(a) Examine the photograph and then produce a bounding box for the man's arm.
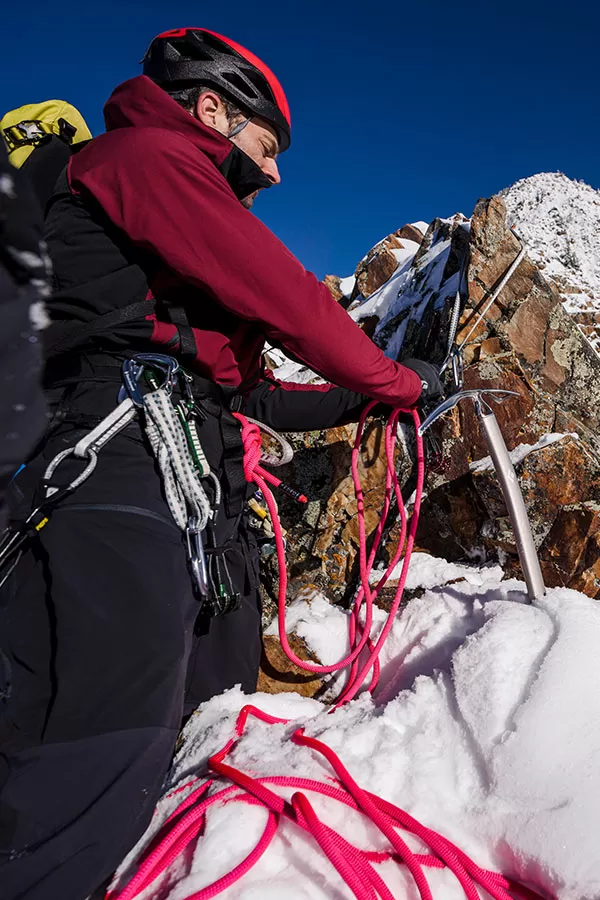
[242,371,370,432]
[68,128,423,408]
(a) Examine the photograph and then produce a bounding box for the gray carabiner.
[185,517,209,596]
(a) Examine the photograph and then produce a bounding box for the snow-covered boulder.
[112,574,600,900]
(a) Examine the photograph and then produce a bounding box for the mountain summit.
[501,171,600,350]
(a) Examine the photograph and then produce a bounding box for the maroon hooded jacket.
[44,76,422,411]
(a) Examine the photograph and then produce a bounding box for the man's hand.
[400,359,444,404]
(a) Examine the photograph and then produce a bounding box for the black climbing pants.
[0,379,262,900]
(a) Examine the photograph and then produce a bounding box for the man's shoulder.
[73,126,216,175]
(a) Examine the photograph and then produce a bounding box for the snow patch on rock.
[469,431,579,473]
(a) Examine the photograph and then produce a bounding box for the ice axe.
[419,389,546,602]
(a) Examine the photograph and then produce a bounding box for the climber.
[0,27,442,900]
[1,100,92,209]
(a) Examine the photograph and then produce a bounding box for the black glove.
[401,358,444,403]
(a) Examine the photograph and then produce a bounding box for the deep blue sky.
[2,0,598,278]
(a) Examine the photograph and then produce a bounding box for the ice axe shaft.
[420,389,545,602]
[475,405,545,601]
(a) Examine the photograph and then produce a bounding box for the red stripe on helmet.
[156,28,189,39]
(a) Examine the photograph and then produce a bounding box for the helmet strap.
[227,118,251,140]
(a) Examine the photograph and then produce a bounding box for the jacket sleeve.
[243,371,372,432]
[68,128,423,408]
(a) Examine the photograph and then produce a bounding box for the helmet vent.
[201,31,236,55]
[223,71,258,100]
[243,67,274,103]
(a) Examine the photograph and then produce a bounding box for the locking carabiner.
[120,354,180,407]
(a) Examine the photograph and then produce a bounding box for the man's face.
[229,118,281,209]
[195,92,281,209]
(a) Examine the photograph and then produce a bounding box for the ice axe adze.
[419,389,546,602]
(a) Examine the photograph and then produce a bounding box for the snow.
[502,172,600,350]
[350,228,457,362]
[112,557,600,900]
[370,551,504,591]
[469,431,579,473]
[339,274,356,296]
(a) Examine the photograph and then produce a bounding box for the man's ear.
[195,91,225,130]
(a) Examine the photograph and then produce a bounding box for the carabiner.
[120,354,180,407]
[185,516,209,596]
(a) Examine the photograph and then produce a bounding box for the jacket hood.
[103,75,271,200]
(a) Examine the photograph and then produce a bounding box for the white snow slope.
[501,172,600,348]
[112,562,600,900]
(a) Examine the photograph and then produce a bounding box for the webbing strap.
[73,399,137,458]
[44,300,157,357]
[166,306,198,367]
[198,391,247,518]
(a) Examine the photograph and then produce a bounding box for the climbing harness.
[0,353,238,612]
[107,703,549,900]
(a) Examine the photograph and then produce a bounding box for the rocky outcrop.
[349,225,425,301]
[258,194,600,645]
[258,631,324,698]
[501,172,600,353]
[420,196,600,597]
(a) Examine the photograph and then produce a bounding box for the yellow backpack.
[1,100,92,169]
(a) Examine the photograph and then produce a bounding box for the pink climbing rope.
[108,705,550,900]
[233,402,425,707]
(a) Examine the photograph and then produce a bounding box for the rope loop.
[109,705,548,900]
[233,405,424,705]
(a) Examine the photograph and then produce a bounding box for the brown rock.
[539,504,600,594]
[257,631,325,697]
[396,223,425,244]
[323,274,344,301]
[570,532,600,597]
[355,246,399,298]
[519,438,600,529]
[503,293,551,365]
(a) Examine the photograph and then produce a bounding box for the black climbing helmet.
[142,27,291,152]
